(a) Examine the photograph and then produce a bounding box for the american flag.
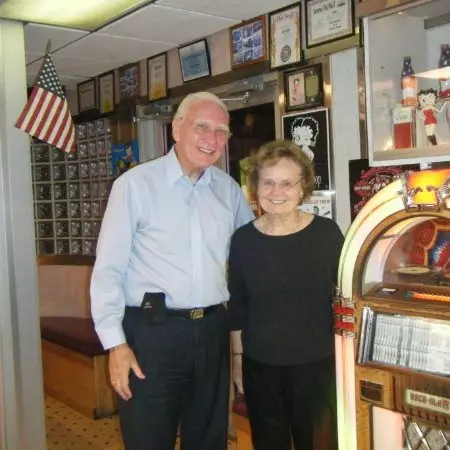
[15,54,76,153]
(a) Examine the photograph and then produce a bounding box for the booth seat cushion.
[40,317,106,357]
[233,393,249,417]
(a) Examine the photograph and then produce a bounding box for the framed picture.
[98,71,115,114]
[284,63,323,111]
[147,53,168,101]
[348,159,419,222]
[306,0,355,48]
[269,3,302,70]
[230,15,267,69]
[119,62,140,100]
[178,39,211,83]
[300,191,334,219]
[77,79,96,113]
[282,108,330,191]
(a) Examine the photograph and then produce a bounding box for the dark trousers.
[243,355,337,450]
[119,306,230,450]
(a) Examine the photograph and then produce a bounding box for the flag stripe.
[42,97,64,143]
[28,90,52,136]
[33,93,58,138]
[47,99,68,144]
[15,86,40,129]
[39,95,62,142]
[16,87,46,132]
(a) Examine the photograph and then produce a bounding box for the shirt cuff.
[95,324,127,351]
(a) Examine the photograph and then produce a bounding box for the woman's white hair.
[174,91,229,120]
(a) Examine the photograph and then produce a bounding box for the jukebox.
[335,169,450,450]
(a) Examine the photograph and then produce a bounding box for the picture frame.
[284,63,323,112]
[98,71,115,114]
[300,191,334,220]
[229,15,267,69]
[77,79,97,113]
[306,0,355,48]
[282,108,331,191]
[118,62,140,100]
[178,39,211,83]
[269,2,302,70]
[147,53,168,102]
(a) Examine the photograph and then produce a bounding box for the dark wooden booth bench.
[38,256,116,420]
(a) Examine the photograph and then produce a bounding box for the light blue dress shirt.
[91,149,254,349]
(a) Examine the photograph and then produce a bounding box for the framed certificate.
[178,39,211,83]
[269,3,302,70]
[77,79,97,113]
[147,53,168,101]
[98,71,115,114]
[284,63,323,112]
[306,0,355,48]
[230,16,267,69]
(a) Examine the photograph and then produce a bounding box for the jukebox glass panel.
[361,216,450,297]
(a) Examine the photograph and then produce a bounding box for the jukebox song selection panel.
[359,309,450,377]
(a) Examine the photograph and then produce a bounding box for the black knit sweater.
[228,216,344,366]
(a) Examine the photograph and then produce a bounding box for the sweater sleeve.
[227,231,249,331]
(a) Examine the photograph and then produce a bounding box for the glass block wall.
[32,118,113,256]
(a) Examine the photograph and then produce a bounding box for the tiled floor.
[45,396,237,450]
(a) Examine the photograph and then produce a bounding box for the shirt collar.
[165,146,212,187]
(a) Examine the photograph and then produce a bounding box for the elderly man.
[91,91,254,450]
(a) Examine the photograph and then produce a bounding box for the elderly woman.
[228,140,344,450]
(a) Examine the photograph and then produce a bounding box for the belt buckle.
[190,308,204,320]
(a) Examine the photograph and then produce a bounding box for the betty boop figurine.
[418,88,445,146]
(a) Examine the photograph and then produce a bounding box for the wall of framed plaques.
[32,118,113,256]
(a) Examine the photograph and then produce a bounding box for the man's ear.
[172,117,182,143]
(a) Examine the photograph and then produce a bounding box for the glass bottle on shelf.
[438,43,450,99]
[401,56,418,108]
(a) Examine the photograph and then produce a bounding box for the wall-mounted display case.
[364,0,450,166]
[32,118,113,256]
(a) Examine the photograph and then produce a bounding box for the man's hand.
[232,354,244,395]
[109,343,145,401]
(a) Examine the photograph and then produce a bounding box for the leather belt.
[167,303,224,320]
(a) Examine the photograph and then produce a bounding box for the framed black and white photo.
[230,16,267,69]
[178,39,211,83]
[98,71,115,114]
[300,191,334,219]
[284,63,323,111]
[269,3,302,70]
[147,53,168,101]
[282,108,330,191]
[306,0,355,48]
[77,79,96,113]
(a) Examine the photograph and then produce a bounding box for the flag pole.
[45,39,52,55]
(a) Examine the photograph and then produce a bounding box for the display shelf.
[364,0,450,166]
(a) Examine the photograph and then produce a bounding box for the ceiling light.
[0,0,150,31]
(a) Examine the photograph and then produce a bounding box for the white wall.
[330,48,362,234]
[0,19,46,450]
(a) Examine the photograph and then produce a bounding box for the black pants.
[243,355,337,450]
[119,306,230,450]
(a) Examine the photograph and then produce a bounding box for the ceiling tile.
[155,0,299,20]
[52,33,175,63]
[24,23,88,61]
[26,54,128,78]
[100,4,238,44]
[27,71,88,88]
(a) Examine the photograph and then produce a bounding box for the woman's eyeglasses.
[258,178,303,192]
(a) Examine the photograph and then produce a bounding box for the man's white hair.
[174,92,229,120]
